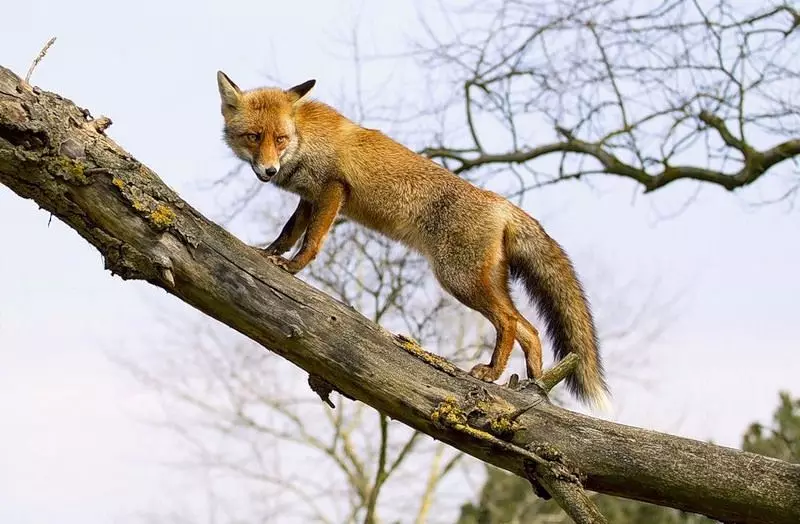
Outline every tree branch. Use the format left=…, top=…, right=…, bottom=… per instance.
left=416, top=0, right=800, bottom=197
left=423, top=132, right=800, bottom=193
left=2, top=65, right=799, bottom=524
left=698, top=110, right=749, bottom=153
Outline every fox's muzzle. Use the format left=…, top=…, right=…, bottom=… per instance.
left=252, top=163, right=280, bottom=182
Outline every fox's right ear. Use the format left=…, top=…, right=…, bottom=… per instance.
left=217, top=71, right=242, bottom=110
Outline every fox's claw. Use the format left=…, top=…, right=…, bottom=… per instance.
left=262, top=243, right=285, bottom=257
left=469, top=363, right=502, bottom=382
left=265, top=254, right=294, bottom=273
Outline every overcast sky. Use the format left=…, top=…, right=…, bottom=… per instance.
left=1, top=1, right=799, bottom=522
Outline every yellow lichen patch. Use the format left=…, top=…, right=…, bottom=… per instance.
left=431, top=396, right=467, bottom=428
left=488, top=414, right=521, bottom=437
left=432, top=394, right=521, bottom=442
left=453, top=422, right=497, bottom=442
left=395, top=334, right=456, bottom=374
left=51, top=157, right=88, bottom=184
left=149, top=204, right=175, bottom=228
left=469, top=398, right=521, bottom=438
left=111, top=177, right=125, bottom=189
left=475, top=399, right=495, bottom=414
left=132, top=199, right=146, bottom=212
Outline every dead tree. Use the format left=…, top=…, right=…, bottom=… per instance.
left=2, top=65, right=799, bottom=523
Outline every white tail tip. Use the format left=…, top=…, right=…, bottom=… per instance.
left=588, top=390, right=612, bottom=414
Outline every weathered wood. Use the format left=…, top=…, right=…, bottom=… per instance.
left=1, top=65, right=799, bottom=524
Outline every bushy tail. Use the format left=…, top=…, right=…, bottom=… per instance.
left=506, top=209, right=610, bottom=410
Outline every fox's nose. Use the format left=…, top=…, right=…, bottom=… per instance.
left=264, top=166, right=278, bottom=177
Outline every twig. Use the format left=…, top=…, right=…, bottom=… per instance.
left=540, top=353, right=581, bottom=391
left=25, top=37, right=57, bottom=84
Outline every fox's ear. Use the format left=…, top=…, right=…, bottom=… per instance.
left=217, top=71, right=242, bottom=109
left=286, top=79, right=316, bottom=104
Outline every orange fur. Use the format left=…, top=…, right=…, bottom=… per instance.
left=216, top=71, right=610, bottom=408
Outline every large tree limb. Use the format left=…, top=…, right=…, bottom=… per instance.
left=1, top=65, right=799, bottom=523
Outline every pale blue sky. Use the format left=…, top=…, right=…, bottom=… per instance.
left=1, top=1, right=798, bottom=522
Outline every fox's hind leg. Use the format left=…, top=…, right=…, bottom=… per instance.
left=515, top=314, right=543, bottom=380
left=466, top=261, right=545, bottom=382
left=432, top=230, right=545, bottom=382
left=432, top=237, right=525, bottom=382
left=465, top=260, right=519, bottom=382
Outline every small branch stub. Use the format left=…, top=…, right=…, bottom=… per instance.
left=88, top=116, right=112, bottom=134
left=308, top=373, right=354, bottom=408
left=505, top=353, right=580, bottom=401
left=540, top=353, right=581, bottom=392
left=308, top=374, right=335, bottom=408
left=161, top=268, right=175, bottom=288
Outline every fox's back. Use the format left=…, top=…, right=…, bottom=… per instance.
left=337, top=127, right=507, bottom=254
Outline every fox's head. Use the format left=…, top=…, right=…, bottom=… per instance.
left=216, top=71, right=316, bottom=182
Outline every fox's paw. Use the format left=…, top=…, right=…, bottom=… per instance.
left=261, top=243, right=285, bottom=257
left=265, top=255, right=295, bottom=273
left=469, top=364, right=501, bottom=382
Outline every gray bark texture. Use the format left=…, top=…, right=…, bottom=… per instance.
left=1, top=64, right=799, bottom=524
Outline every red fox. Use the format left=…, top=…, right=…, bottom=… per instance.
left=216, top=71, right=610, bottom=408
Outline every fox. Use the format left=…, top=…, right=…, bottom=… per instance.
left=215, top=71, right=610, bottom=409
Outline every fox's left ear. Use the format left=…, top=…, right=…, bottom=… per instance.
left=286, top=79, right=316, bottom=104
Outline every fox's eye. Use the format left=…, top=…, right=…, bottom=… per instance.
left=276, top=135, right=288, bottom=145
left=244, top=133, right=260, bottom=143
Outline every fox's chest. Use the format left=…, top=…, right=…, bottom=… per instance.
left=273, top=165, right=324, bottom=201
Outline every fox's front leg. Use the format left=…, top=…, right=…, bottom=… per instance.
left=267, top=181, right=345, bottom=274
left=263, top=199, right=312, bottom=256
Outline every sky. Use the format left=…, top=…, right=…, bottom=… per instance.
left=1, top=0, right=799, bottom=522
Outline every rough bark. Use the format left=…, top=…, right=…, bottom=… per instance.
left=1, top=65, right=799, bottom=524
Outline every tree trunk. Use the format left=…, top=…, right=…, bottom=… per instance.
left=1, top=65, right=798, bottom=524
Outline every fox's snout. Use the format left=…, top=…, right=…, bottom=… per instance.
left=252, top=161, right=280, bottom=182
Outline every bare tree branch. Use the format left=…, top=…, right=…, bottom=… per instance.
left=411, top=0, right=799, bottom=196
